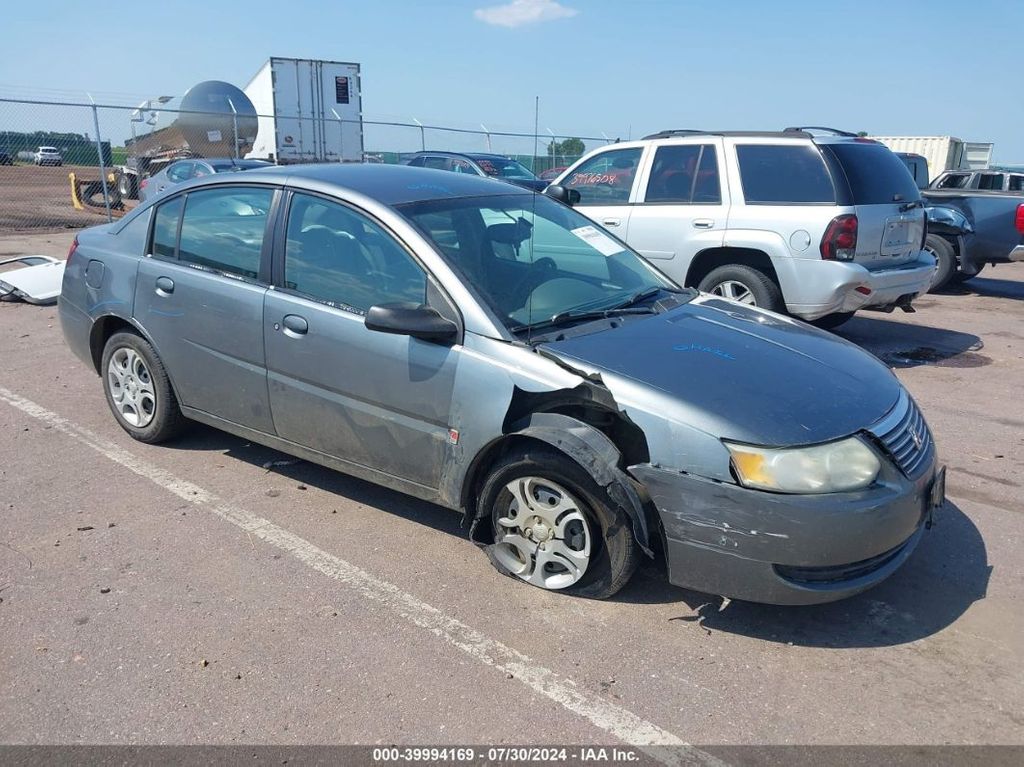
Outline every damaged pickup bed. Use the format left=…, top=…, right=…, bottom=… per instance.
left=57, top=163, right=944, bottom=605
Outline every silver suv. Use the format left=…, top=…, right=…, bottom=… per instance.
left=552, top=128, right=936, bottom=327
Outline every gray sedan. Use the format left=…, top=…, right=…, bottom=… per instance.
left=59, top=164, right=944, bottom=604
left=139, top=157, right=272, bottom=201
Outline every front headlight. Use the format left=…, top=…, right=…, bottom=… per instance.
left=724, top=437, right=881, bottom=494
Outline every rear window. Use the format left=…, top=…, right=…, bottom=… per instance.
left=736, top=144, right=835, bottom=204
left=823, top=142, right=921, bottom=204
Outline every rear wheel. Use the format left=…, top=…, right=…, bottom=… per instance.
left=117, top=171, right=137, bottom=200
left=924, top=234, right=957, bottom=292
left=480, top=447, right=640, bottom=599
left=101, top=331, right=186, bottom=443
left=698, top=264, right=784, bottom=313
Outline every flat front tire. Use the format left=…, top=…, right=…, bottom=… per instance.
left=479, top=447, right=640, bottom=599
left=101, top=331, right=186, bottom=443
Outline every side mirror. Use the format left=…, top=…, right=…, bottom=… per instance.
left=543, top=184, right=580, bottom=207
left=365, top=302, right=458, bottom=343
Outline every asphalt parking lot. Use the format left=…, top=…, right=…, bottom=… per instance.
left=1, top=232, right=1022, bottom=753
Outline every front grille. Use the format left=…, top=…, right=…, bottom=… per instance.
left=870, top=393, right=933, bottom=477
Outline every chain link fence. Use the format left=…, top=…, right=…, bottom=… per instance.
left=0, top=97, right=612, bottom=234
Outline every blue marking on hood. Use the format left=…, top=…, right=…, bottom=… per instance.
left=673, top=343, right=736, bottom=361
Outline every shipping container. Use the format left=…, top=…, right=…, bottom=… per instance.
left=872, top=136, right=993, bottom=182
left=244, top=57, right=364, bottom=164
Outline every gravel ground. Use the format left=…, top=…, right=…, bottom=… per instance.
left=0, top=242, right=1022, bottom=754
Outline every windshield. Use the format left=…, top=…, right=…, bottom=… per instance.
left=473, top=157, right=536, bottom=180
left=398, top=193, right=680, bottom=332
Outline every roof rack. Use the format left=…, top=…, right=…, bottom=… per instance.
left=642, top=129, right=711, bottom=140
left=783, top=126, right=859, bottom=138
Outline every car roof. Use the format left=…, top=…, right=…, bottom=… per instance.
left=410, top=150, right=516, bottom=161
left=194, top=163, right=531, bottom=205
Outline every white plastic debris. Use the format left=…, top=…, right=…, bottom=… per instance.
left=0, top=256, right=66, bottom=305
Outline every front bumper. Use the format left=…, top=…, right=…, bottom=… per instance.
left=630, top=449, right=939, bottom=605
left=784, top=253, right=936, bottom=320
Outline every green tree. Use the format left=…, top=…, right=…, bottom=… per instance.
left=548, top=137, right=585, bottom=159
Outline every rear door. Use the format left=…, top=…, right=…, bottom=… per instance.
left=820, top=141, right=926, bottom=269
left=557, top=146, right=645, bottom=238
left=133, top=185, right=277, bottom=433
left=625, top=139, right=727, bottom=278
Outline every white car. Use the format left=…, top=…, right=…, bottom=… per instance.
left=551, top=128, right=936, bottom=328
left=34, top=146, right=62, bottom=166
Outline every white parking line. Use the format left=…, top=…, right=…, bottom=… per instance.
left=0, top=386, right=724, bottom=767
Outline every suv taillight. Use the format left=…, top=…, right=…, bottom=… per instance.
left=1015, top=204, right=1024, bottom=235
left=821, top=214, right=858, bottom=261
left=66, top=236, right=79, bottom=264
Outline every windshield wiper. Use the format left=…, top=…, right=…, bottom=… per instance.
left=521, top=305, right=657, bottom=335
left=615, top=285, right=691, bottom=309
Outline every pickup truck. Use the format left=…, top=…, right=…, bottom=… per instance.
left=897, top=154, right=1024, bottom=289
left=931, top=169, right=1024, bottom=194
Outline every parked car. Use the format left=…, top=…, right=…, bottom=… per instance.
left=550, top=128, right=936, bottom=328
left=539, top=166, right=567, bottom=181
left=897, top=155, right=1024, bottom=289
left=59, top=164, right=944, bottom=605
left=0, top=150, right=13, bottom=166
left=930, top=169, right=1024, bottom=194
left=139, top=158, right=272, bottom=201
left=404, top=151, right=547, bottom=191
left=34, top=146, right=62, bottom=166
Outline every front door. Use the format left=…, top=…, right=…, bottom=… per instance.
left=263, top=192, right=460, bottom=490
left=560, top=146, right=645, bottom=240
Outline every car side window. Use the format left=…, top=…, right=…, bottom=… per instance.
left=166, top=162, right=193, bottom=183
left=644, top=145, right=721, bottom=204
left=451, top=159, right=475, bottom=174
left=976, top=174, right=1004, bottom=191
left=283, top=193, right=427, bottom=314
left=422, top=156, right=449, bottom=170
left=150, top=195, right=184, bottom=258
left=1010, top=175, right=1024, bottom=192
left=561, top=148, right=643, bottom=205
left=937, top=173, right=970, bottom=189
left=176, top=187, right=273, bottom=279
left=735, top=144, right=835, bottom=204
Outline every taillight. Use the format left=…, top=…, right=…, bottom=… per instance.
left=1015, top=204, right=1024, bottom=235
left=821, top=214, right=858, bottom=260
left=66, top=236, right=79, bottom=264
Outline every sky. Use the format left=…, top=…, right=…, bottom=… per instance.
left=1, top=0, right=1022, bottom=161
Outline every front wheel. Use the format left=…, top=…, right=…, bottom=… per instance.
left=924, top=234, right=957, bottom=292
left=698, top=264, right=784, bottom=313
left=101, top=331, right=186, bottom=443
left=479, top=447, right=640, bottom=599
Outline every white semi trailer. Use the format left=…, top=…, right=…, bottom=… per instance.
left=244, top=57, right=364, bottom=164
left=872, top=136, right=994, bottom=183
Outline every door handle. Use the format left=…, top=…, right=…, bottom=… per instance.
left=602, top=218, right=621, bottom=227
left=692, top=219, right=715, bottom=229
left=155, top=276, right=174, bottom=295
left=282, top=314, right=309, bottom=337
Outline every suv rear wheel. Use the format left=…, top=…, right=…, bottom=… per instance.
left=698, top=264, right=784, bottom=313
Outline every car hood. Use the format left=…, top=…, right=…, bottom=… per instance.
left=538, top=297, right=902, bottom=447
